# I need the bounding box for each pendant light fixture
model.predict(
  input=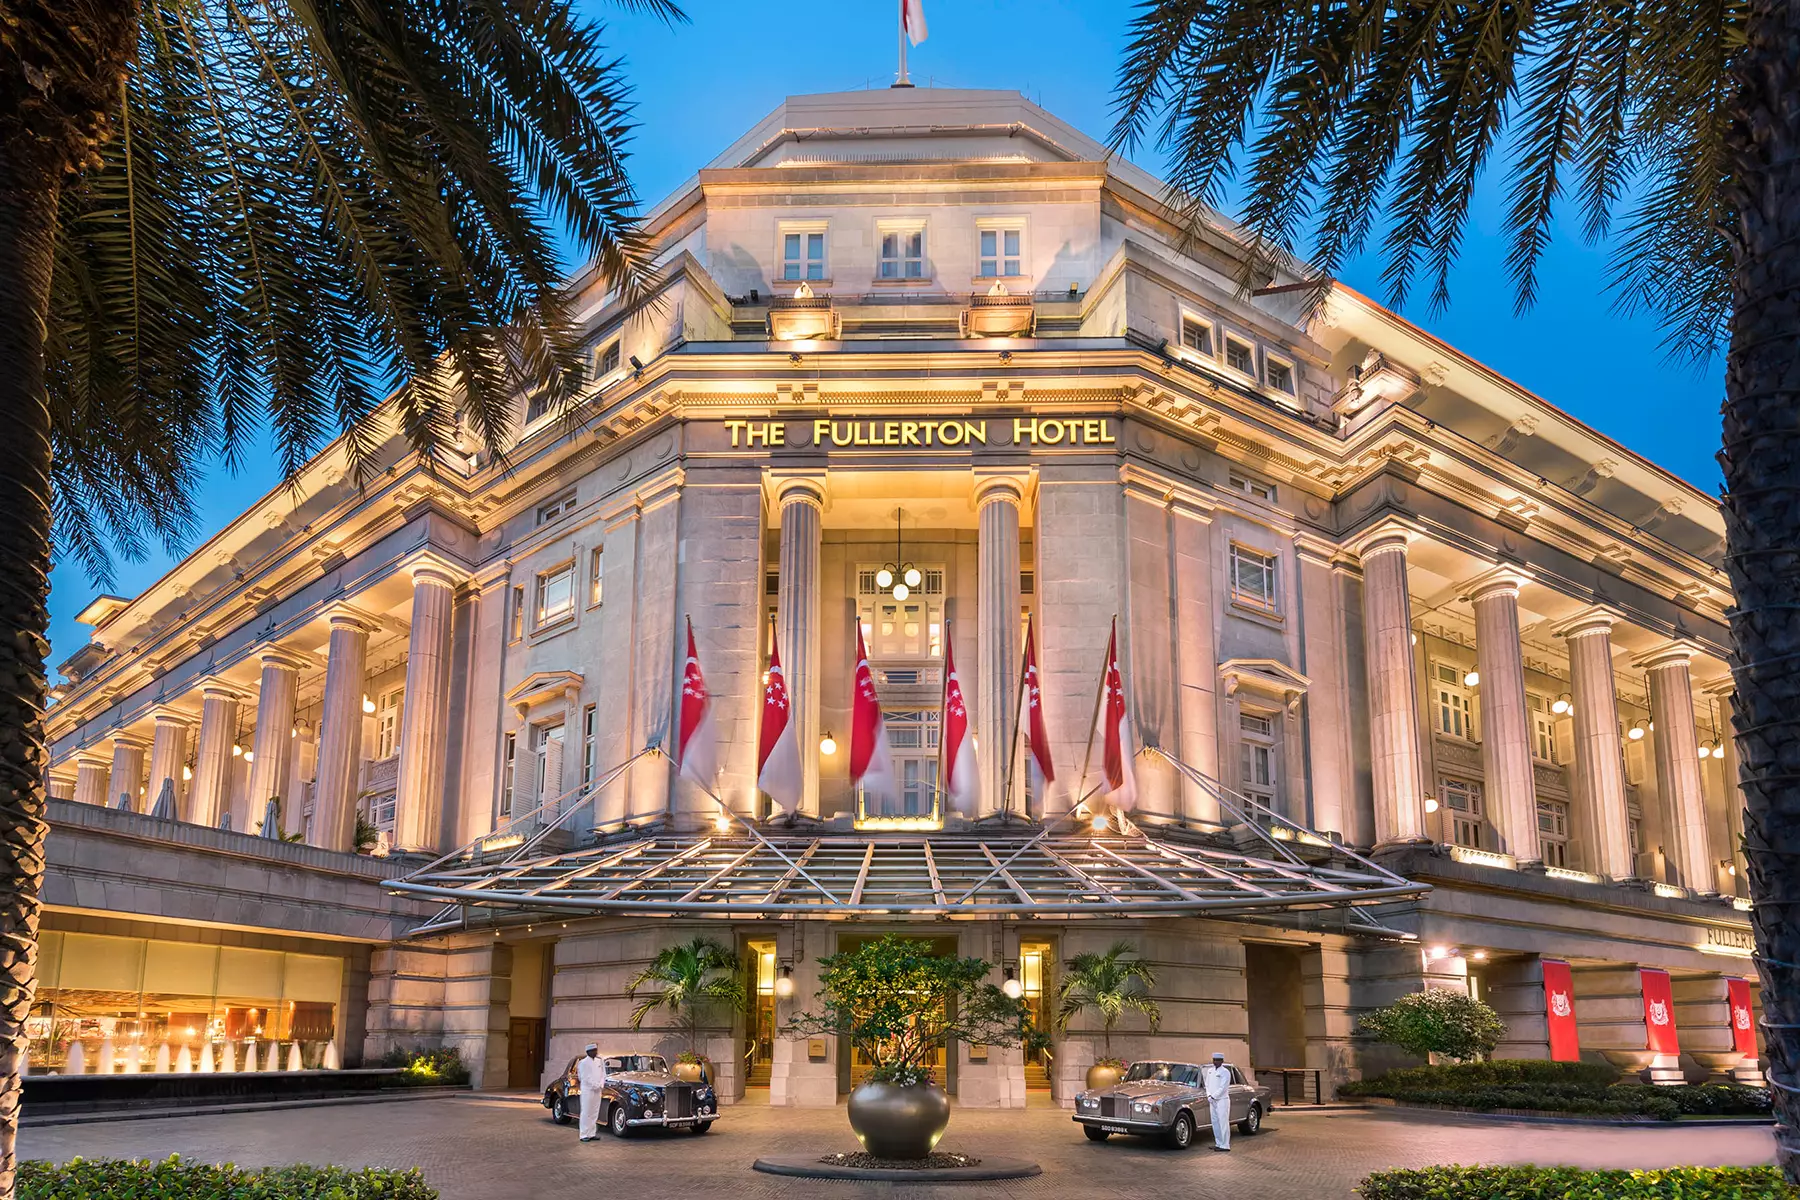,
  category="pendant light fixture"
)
[877,507,920,601]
